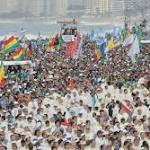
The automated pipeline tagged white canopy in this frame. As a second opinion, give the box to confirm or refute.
[141,40,150,44]
[0,60,33,66]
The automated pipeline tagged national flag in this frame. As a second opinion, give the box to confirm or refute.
[135,25,143,44]
[121,29,128,42]
[53,34,59,49]
[123,33,140,62]
[47,37,54,52]
[59,36,65,46]
[65,34,81,58]
[47,34,59,52]
[0,62,5,87]
[94,46,101,63]
[65,41,76,57]
[99,41,106,58]
[107,39,116,51]
[4,36,20,53]
[11,47,25,61]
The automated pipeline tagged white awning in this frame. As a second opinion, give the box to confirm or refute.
[0,60,33,66]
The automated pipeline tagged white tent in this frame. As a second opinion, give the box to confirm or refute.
[0,60,34,74]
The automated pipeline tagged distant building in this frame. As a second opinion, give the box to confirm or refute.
[57,0,68,17]
[83,0,95,15]
[30,0,43,17]
[0,0,8,14]
[0,0,148,20]
[0,0,18,14]
[94,0,110,15]
[41,0,67,17]
[83,0,111,16]
[67,0,85,17]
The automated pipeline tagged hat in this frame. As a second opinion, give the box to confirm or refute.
[14,101,19,105]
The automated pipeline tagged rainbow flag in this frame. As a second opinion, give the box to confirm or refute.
[12,47,25,61]
[4,36,20,53]
[0,62,5,87]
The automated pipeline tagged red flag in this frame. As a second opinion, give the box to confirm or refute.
[65,42,76,57]
[65,34,81,58]
[120,102,132,113]
[49,34,59,48]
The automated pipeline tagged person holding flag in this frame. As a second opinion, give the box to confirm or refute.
[122,27,140,63]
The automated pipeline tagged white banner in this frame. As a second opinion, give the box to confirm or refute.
[0,60,33,66]
[62,35,75,42]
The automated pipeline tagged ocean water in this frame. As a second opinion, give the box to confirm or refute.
[0,21,116,37]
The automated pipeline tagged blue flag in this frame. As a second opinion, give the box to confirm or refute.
[99,41,106,58]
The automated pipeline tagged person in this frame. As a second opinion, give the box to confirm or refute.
[123,27,140,63]
[0,26,149,149]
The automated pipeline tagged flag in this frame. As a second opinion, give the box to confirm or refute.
[4,36,20,53]
[54,34,60,49]
[47,34,59,52]
[59,36,65,46]
[47,37,54,52]
[135,25,143,44]
[107,39,116,51]
[11,47,25,61]
[65,41,76,57]
[0,62,5,87]
[120,102,132,113]
[121,29,128,42]
[123,33,140,62]
[94,46,101,63]
[99,41,106,58]
[65,34,81,58]
[53,36,65,50]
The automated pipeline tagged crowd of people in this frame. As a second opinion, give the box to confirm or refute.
[62,27,78,37]
[0,28,150,150]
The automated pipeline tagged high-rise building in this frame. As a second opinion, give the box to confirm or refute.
[56,0,68,17]
[83,0,95,15]
[42,0,68,17]
[67,0,85,17]
[91,0,111,15]
[0,0,8,13]
[42,0,52,17]
[81,0,111,15]
[110,0,125,16]
[17,0,43,17]
[0,0,18,14]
